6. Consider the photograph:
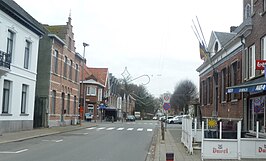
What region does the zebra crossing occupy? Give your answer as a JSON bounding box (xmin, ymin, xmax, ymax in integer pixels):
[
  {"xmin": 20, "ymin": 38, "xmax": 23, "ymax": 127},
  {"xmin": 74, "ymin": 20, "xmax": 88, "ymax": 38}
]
[{"xmin": 86, "ymin": 126, "xmax": 153, "ymax": 132}]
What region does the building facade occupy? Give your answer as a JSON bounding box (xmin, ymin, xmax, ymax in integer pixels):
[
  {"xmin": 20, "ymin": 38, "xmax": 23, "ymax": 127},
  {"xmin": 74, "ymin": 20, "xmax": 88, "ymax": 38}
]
[
  {"xmin": 227, "ymin": 0, "xmax": 266, "ymax": 132},
  {"xmin": 198, "ymin": 0, "xmax": 266, "ymax": 132},
  {"xmin": 80, "ymin": 67, "xmax": 108, "ymax": 120},
  {"xmin": 0, "ymin": 0, "xmax": 44, "ymax": 133},
  {"xmin": 35, "ymin": 16, "xmax": 82, "ymax": 127}
]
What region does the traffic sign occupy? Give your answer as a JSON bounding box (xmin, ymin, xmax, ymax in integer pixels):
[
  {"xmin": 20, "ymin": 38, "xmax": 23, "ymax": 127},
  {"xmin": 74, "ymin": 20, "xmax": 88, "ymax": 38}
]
[
  {"xmin": 163, "ymin": 93, "xmax": 170, "ymax": 103},
  {"xmin": 163, "ymin": 103, "xmax": 171, "ymax": 111}
]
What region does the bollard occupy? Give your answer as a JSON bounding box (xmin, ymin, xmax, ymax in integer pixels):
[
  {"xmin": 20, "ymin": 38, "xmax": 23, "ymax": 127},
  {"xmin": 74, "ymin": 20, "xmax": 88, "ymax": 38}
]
[
  {"xmin": 166, "ymin": 153, "xmax": 174, "ymax": 161},
  {"xmin": 161, "ymin": 121, "xmax": 165, "ymax": 140}
]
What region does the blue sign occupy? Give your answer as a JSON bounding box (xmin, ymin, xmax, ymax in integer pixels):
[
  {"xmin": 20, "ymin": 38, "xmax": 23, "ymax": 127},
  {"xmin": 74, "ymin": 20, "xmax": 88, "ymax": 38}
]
[
  {"xmin": 163, "ymin": 103, "xmax": 171, "ymax": 111},
  {"xmin": 226, "ymin": 84, "xmax": 266, "ymax": 94}
]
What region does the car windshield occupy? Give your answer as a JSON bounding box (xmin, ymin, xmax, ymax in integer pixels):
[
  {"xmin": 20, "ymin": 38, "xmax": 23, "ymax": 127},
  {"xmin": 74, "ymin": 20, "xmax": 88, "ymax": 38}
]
[{"xmin": 2, "ymin": 1, "xmax": 243, "ymax": 160}]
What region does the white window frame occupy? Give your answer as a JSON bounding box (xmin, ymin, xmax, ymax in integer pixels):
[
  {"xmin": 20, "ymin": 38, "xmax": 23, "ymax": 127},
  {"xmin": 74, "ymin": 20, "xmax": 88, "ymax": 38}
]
[
  {"xmin": 86, "ymin": 86, "xmax": 96, "ymax": 96},
  {"xmin": 264, "ymin": 0, "xmax": 266, "ymax": 12},
  {"xmin": 2, "ymin": 80, "xmax": 11, "ymax": 114},
  {"xmin": 53, "ymin": 50, "xmax": 58, "ymax": 74},
  {"xmin": 249, "ymin": 45, "xmax": 255, "ymax": 78},
  {"xmin": 21, "ymin": 84, "xmax": 28, "ymax": 114},
  {"xmin": 98, "ymin": 88, "xmax": 103, "ymax": 101},
  {"xmin": 24, "ymin": 40, "xmax": 31, "ymax": 69}
]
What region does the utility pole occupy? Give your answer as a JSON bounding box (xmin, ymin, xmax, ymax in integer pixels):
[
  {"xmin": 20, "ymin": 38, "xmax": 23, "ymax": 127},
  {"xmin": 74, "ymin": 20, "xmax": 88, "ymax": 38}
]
[{"xmin": 81, "ymin": 42, "xmax": 89, "ymax": 122}]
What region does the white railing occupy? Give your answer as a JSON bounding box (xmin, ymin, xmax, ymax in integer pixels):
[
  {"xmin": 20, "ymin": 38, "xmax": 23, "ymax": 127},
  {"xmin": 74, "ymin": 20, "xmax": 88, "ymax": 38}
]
[
  {"xmin": 201, "ymin": 121, "xmax": 266, "ymax": 160},
  {"xmin": 181, "ymin": 117, "xmax": 193, "ymax": 154}
]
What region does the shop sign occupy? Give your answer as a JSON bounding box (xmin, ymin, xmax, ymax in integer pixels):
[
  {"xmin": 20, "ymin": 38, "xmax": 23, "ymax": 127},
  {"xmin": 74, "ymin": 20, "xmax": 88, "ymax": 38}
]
[
  {"xmin": 212, "ymin": 144, "xmax": 229, "ymax": 154},
  {"xmin": 256, "ymin": 60, "xmax": 266, "ymax": 70}
]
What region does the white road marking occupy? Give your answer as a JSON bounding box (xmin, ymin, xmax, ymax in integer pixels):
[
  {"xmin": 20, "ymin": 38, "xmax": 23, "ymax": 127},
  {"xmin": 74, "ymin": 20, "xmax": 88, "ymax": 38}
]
[
  {"xmin": 127, "ymin": 128, "xmax": 134, "ymax": 131},
  {"xmin": 117, "ymin": 128, "xmax": 124, "ymax": 131},
  {"xmin": 137, "ymin": 128, "xmax": 143, "ymax": 131},
  {"xmin": 106, "ymin": 127, "xmax": 115, "ymax": 130},
  {"xmin": 42, "ymin": 139, "xmax": 64, "ymax": 142},
  {"xmin": 0, "ymin": 149, "xmax": 28, "ymax": 154},
  {"xmin": 97, "ymin": 127, "xmax": 106, "ymax": 131},
  {"xmin": 147, "ymin": 129, "xmax": 153, "ymax": 132},
  {"xmin": 86, "ymin": 127, "xmax": 96, "ymax": 130}
]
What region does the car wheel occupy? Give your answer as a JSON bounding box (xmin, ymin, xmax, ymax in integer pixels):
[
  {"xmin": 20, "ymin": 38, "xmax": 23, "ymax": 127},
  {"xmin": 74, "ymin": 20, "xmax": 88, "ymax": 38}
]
[{"xmin": 170, "ymin": 121, "xmax": 174, "ymax": 124}]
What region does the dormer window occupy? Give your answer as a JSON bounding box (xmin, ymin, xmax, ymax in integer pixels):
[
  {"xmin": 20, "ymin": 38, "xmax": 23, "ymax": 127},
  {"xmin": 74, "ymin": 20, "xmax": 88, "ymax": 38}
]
[
  {"xmin": 214, "ymin": 42, "xmax": 219, "ymax": 53},
  {"xmin": 245, "ymin": 4, "xmax": 251, "ymax": 19}
]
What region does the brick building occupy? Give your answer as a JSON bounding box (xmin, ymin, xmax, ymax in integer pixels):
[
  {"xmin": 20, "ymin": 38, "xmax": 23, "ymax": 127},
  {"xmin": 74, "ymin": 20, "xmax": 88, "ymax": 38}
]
[
  {"xmin": 80, "ymin": 67, "xmax": 108, "ymax": 120},
  {"xmin": 198, "ymin": 0, "xmax": 266, "ymax": 132},
  {"xmin": 35, "ymin": 16, "xmax": 83, "ymax": 127},
  {"xmin": 227, "ymin": 0, "xmax": 266, "ymax": 132}
]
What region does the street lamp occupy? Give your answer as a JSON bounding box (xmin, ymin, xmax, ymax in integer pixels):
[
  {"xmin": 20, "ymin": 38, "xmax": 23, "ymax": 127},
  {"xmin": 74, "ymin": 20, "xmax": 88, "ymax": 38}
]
[{"xmin": 82, "ymin": 42, "xmax": 89, "ymax": 121}]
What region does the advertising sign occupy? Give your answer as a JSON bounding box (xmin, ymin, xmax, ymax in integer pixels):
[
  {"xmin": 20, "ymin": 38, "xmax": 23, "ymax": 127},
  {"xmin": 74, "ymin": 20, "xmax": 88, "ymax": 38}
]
[
  {"xmin": 256, "ymin": 60, "xmax": 266, "ymax": 70},
  {"xmin": 202, "ymin": 141, "xmax": 238, "ymax": 159}
]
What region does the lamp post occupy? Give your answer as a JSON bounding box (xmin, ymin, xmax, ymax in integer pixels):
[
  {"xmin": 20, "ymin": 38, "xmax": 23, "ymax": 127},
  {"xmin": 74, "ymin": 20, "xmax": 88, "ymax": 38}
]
[{"xmin": 82, "ymin": 42, "xmax": 89, "ymax": 121}]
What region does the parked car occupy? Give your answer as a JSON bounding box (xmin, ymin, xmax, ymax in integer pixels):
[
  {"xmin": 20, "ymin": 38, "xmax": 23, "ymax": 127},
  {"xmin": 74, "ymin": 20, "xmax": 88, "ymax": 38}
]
[
  {"xmin": 85, "ymin": 113, "xmax": 93, "ymax": 121},
  {"xmin": 167, "ymin": 115, "xmax": 183, "ymax": 124},
  {"xmin": 126, "ymin": 115, "xmax": 135, "ymax": 121},
  {"xmin": 163, "ymin": 116, "xmax": 174, "ymax": 122},
  {"xmin": 152, "ymin": 116, "xmax": 158, "ymax": 120}
]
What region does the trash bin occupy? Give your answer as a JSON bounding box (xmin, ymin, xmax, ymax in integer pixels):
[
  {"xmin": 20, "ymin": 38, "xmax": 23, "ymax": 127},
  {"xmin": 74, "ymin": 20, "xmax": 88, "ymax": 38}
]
[{"xmin": 166, "ymin": 153, "xmax": 174, "ymax": 161}]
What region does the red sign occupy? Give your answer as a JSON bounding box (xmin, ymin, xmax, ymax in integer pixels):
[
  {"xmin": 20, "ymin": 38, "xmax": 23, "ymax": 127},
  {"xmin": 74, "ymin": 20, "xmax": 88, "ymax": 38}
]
[{"xmin": 256, "ymin": 60, "xmax": 266, "ymax": 70}]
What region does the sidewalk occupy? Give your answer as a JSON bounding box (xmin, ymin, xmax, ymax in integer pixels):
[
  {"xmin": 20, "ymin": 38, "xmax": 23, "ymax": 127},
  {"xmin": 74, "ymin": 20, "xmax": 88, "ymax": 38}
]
[
  {"xmin": 153, "ymin": 128, "xmax": 201, "ymax": 161},
  {"xmin": 0, "ymin": 121, "xmax": 97, "ymax": 144}
]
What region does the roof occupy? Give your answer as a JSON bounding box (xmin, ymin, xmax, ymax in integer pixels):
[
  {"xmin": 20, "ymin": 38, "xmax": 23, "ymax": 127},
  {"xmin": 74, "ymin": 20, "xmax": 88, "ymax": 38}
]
[
  {"xmin": 0, "ymin": 0, "xmax": 44, "ymax": 36},
  {"xmin": 87, "ymin": 67, "xmax": 108, "ymax": 86},
  {"xmin": 80, "ymin": 67, "xmax": 108, "ymax": 87},
  {"xmin": 214, "ymin": 31, "xmax": 236, "ymax": 47},
  {"xmin": 45, "ymin": 25, "xmax": 67, "ymax": 41}
]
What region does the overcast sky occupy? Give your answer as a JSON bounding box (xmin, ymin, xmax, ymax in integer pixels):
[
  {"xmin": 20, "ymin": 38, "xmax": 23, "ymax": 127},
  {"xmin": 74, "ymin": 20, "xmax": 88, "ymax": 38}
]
[{"xmin": 14, "ymin": 0, "xmax": 242, "ymax": 97}]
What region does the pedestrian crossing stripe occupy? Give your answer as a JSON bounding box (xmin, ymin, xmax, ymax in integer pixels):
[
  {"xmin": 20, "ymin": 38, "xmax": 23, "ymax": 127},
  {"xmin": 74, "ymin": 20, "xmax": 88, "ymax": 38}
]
[
  {"xmin": 86, "ymin": 127, "xmax": 153, "ymax": 132},
  {"xmin": 87, "ymin": 127, "xmax": 96, "ymax": 130},
  {"xmin": 117, "ymin": 128, "xmax": 124, "ymax": 131}
]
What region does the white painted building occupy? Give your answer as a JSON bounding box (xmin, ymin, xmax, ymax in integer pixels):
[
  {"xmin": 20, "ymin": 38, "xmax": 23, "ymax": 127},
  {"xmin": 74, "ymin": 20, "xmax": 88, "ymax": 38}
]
[{"xmin": 0, "ymin": 0, "xmax": 44, "ymax": 133}]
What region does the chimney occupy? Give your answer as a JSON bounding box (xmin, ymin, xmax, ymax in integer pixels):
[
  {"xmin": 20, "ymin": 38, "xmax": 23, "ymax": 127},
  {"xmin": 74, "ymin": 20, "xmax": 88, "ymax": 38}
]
[{"xmin": 230, "ymin": 26, "xmax": 238, "ymax": 32}]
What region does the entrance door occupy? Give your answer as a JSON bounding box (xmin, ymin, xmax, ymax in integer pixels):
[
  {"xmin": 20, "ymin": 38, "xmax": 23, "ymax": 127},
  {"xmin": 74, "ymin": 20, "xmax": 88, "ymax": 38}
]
[{"xmin": 61, "ymin": 93, "xmax": 65, "ymax": 123}]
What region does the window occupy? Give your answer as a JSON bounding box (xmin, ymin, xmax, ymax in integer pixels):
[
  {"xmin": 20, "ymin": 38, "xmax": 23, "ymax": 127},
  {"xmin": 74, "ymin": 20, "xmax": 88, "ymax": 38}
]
[
  {"xmin": 98, "ymin": 88, "xmax": 103, "ymax": 101},
  {"xmin": 262, "ymin": 36, "xmax": 266, "ymax": 60},
  {"xmin": 64, "ymin": 56, "xmax": 67, "ymax": 78},
  {"xmin": 51, "ymin": 90, "xmax": 56, "ymax": 114},
  {"xmin": 206, "ymin": 77, "xmax": 210, "ymax": 104},
  {"xmin": 24, "ymin": 40, "xmax": 31, "ymax": 69},
  {"xmin": 264, "ymin": 0, "xmax": 266, "ymax": 12},
  {"xmin": 69, "ymin": 60, "xmax": 72, "ymax": 80},
  {"xmin": 62, "ymin": 93, "xmax": 65, "ymax": 115},
  {"xmin": 231, "ymin": 62, "xmax": 238, "ymax": 100},
  {"xmin": 214, "ymin": 42, "xmax": 219, "ymax": 53},
  {"xmin": 53, "ymin": 50, "xmax": 58, "ymax": 74},
  {"xmin": 2, "ymin": 80, "xmax": 11, "ymax": 113},
  {"xmin": 87, "ymin": 86, "xmax": 96, "ymax": 96},
  {"xmin": 21, "ymin": 84, "xmax": 28, "ymax": 114},
  {"xmin": 73, "ymin": 96, "xmax": 76, "ymax": 114},
  {"xmin": 245, "ymin": 4, "xmax": 251, "ymax": 19},
  {"xmin": 68, "ymin": 37, "xmax": 72, "ymax": 50},
  {"xmin": 202, "ymin": 80, "xmax": 207, "ymax": 105},
  {"xmin": 67, "ymin": 94, "xmax": 70, "ymax": 114},
  {"xmin": 7, "ymin": 30, "xmax": 14, "ymax": 62},
  {"xmin": 249, "ymin": 45, "xmax": 255, "ymax": 78},
  {"xmin": 221, "ymin": 68, "xmax": 227, "ymax": 102},
  {"xmin": 75, "ymin": 64, "xmax": 79, "ymax": 82}
]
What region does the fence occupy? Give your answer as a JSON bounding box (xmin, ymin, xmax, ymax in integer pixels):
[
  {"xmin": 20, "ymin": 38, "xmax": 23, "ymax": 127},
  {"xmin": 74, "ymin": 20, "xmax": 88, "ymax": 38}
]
[
  {"xmin": 181, "ymin": 117, "xmax": 193, "ymax": 154},
  {"xmin": 201, "ymin": 121, "xmax": 266, "ymax": 160}
]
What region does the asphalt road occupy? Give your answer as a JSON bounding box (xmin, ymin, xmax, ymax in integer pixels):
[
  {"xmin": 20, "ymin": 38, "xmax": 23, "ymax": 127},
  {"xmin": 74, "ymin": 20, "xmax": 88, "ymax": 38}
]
[{"xmin": 0, "ymin": 120, "xmax": 158, "ymax": 161}]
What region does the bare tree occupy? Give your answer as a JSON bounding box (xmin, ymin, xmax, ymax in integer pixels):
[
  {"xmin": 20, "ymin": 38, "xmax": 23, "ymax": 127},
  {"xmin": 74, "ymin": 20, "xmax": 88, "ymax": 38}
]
[{"xmin": 170, "ymin": 79, "xmax": 198, "ymax": 114}]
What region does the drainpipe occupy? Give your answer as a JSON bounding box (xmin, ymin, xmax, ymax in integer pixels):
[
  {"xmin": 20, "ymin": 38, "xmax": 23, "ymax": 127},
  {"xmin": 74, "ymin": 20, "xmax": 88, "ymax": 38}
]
[{"xmin": 240, "ymin": 35, "xmax": 247, "ymax": 131}]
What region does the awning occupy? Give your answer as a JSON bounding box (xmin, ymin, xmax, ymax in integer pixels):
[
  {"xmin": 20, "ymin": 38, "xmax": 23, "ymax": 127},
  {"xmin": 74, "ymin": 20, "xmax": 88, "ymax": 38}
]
[{"xmin": 226, "ymin": 77, "xmax": 266, "ymax": 94}]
